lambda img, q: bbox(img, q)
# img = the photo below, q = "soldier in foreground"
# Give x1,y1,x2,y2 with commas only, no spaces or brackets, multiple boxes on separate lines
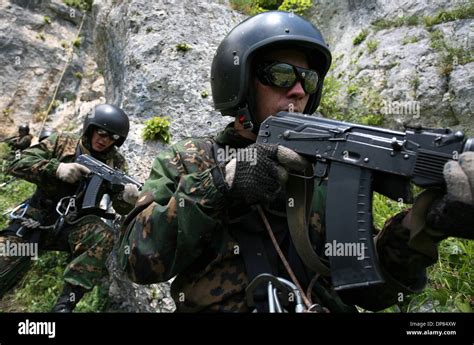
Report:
120,12,473,312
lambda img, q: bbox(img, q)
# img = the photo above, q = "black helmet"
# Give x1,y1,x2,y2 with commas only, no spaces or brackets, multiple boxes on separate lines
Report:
19,124,29,135
211,11,332,125
82,104,130,147
39,128,54,141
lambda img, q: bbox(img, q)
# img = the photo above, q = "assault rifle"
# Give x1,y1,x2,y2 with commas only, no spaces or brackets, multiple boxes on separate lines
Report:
75,154,142,215
256,111,473,292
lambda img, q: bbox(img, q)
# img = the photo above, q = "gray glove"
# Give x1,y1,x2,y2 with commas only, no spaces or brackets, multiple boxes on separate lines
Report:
122,183,140,205
224,143,308,205
426,152,474,239
56,162,90,184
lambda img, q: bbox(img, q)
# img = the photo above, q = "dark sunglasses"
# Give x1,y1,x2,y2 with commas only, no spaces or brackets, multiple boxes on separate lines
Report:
96,128,120,141
256,61,319,95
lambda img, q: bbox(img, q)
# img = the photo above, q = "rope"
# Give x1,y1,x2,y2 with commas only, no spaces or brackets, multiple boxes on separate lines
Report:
37,12,87,137
256,204,314,311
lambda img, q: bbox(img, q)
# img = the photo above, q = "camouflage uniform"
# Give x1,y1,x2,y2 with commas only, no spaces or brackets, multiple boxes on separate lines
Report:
120,123,430,312
0,132,132,298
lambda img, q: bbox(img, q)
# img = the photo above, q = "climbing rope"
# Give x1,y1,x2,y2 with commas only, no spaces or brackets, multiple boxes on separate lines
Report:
37,11,87,137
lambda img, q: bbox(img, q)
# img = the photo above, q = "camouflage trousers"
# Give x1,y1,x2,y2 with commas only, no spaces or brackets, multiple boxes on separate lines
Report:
0,215,114,299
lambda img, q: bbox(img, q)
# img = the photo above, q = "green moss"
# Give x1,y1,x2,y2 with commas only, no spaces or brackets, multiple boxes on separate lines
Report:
72,37,81,48
319,74,343,118
353,29,368,46
176,43,191,52
371,15,420,31
372,5,474,32
229,0,312,16
278,0,312,15
423,4,474,27
43,16,52,25
347,84,358,97
73,72,83,79
367,39,378,54
142,116,171,144
410,74,420,91
63,0,93,11
402,35,419,45
429,29,474,76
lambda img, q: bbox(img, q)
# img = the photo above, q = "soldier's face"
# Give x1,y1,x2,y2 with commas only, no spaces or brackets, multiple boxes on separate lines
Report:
254,49,310,124
91,128,116,152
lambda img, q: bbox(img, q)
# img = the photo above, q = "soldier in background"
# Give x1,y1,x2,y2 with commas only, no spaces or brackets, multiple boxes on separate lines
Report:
4,124,33,151
0,104,139,312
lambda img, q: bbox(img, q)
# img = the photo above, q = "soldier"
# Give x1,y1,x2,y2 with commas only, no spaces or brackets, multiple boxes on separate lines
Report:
119,11,473,312
0,104,140,312
4,124,33,151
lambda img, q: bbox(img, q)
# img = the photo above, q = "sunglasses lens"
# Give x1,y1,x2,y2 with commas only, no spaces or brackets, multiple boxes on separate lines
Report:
96,129,119,141
301,69,319,94
268,63,297,88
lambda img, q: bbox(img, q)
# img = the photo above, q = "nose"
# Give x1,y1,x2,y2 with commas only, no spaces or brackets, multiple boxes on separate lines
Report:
286,80,306,99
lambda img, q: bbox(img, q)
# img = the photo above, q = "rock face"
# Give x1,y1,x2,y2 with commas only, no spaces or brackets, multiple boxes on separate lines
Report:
93,0,244,180
0,0,105,140
309,0,473,134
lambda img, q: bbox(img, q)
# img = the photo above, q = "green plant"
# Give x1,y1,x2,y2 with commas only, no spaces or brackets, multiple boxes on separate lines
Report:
353,29,368,45
367,39,378,54
201,90,209,98
145,26,153,33
72,37,81,48
319,74,343,118
229,0,311,16
74,72,83,79
278,0,312,15
402,35,419,45
44,16,52,25
63,0,93,11
51,100,61,109
429,29,474,76
142,116,171,144
176,43,191,52
371,15,420,31
347,84,358,97
423,4,474,27
410,74,420,91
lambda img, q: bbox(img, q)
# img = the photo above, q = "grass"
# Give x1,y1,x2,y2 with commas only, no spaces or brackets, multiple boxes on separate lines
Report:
429,29,474,76
371,4,474,31
229,0,312,16
367,39,378,54
353,29,368,46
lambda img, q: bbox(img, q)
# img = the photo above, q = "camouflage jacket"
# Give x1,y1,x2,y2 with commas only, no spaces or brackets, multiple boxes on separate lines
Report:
8,132,132,224
121,123,431,312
